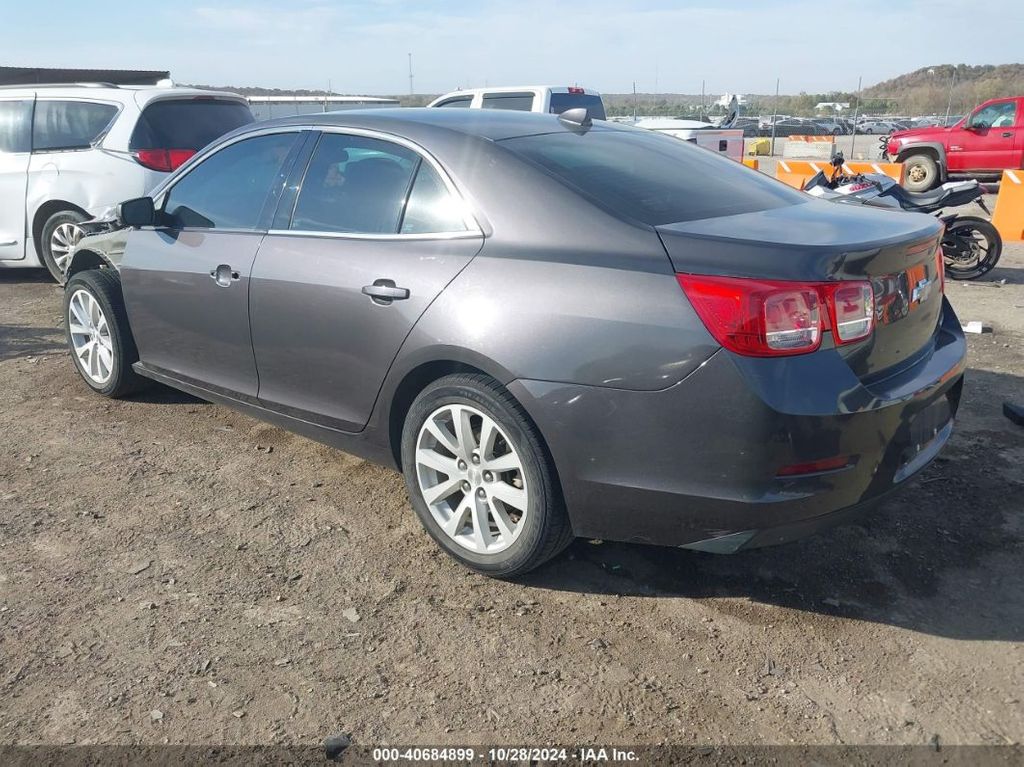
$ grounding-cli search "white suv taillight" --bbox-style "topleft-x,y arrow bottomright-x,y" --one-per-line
677,274 -> 875,357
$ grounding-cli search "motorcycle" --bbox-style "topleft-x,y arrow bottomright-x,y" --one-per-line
803,153 -> 1002,280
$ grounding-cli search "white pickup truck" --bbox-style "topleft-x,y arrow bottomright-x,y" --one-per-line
427,86 -> 606,120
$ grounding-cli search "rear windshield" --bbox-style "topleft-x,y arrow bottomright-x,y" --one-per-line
129,99 -> 254,151
548,93 -> 607,121
500,128 -> 804,225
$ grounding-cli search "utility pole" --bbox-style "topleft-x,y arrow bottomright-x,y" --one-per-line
408,53 -> 414,97
632,81 -> 637,121
850,75 -> 862,158
944,66 -> 957,126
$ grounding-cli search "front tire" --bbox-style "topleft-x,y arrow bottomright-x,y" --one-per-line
902,153 -> 940,193
942,216 -> 1002,280
400,374 -> 572,578
42,210 -> 88,283
64,269 -> 150,398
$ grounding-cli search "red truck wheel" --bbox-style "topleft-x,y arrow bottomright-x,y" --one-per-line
902,154 -> 940,192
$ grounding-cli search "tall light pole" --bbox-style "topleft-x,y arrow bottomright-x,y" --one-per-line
850,75 -> 862,157
944,66 -> 957,126
408,53 -> 414,97
770,77 -> 780,156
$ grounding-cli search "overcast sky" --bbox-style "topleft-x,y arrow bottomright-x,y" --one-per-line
8,0 -> 1023,94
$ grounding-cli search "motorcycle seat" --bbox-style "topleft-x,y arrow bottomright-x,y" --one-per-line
890,179 -> 980,212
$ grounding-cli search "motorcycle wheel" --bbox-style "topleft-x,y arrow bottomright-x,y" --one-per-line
942,216 -> 1002,280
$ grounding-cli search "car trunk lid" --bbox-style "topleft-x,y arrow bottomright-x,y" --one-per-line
657,200 -> 945,380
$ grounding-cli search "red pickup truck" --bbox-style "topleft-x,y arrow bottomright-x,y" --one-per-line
886,96 -> 1023,191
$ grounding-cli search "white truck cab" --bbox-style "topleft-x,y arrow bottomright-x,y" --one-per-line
427,86 -> 606,120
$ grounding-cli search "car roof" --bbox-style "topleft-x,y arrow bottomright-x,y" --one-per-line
0,84 -> 246,107
247,107 -> 621,142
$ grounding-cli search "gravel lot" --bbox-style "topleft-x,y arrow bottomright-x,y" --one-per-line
1,231 -> 1022,748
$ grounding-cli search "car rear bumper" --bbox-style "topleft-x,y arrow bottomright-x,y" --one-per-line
509,298 -> 966,551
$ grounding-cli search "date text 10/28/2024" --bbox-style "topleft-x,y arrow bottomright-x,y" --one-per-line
370,747 -> 640,762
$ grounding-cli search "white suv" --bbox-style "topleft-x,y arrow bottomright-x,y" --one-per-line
427,86 -> 606,119
0,83 -> 252,281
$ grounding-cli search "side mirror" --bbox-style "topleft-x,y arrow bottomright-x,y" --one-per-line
118,196 -> 155,228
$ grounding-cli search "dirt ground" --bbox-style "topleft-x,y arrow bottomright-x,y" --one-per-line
1,237 -> 1022,750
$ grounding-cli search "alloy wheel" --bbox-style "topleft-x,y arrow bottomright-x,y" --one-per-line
415,403 -> 529,554
50,223 -> 84,274
68,289 -> 114,385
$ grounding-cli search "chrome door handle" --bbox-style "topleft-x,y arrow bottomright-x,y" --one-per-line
209,264 -> 240,287
1001,131 -> 1014,138
362,279 -> 409,305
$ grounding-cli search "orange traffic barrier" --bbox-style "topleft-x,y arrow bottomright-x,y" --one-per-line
741,158 -> 759,170
992,169 -> 1024,242
775,160 -> 904,189
775,160 -> 824,189
843,161 -> 905,184
788,135 -> 835,143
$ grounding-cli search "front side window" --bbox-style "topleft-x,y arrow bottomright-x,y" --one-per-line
436,97 -> 473,109
163,132 -> 297,230
970,101 -> 1017,129
0,100 -> 32,153
32,100 -> 118,151
548,93 -> 607,120
481,93 -> 535,111
400,163 -> 468,234
291,133 -> 418,234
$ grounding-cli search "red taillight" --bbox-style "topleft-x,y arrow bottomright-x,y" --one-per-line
935,246 -> 945,294
567,86 -> 585,94
776,455 -> 852,477
677,274 -> 874,357
133,148 -> 197,172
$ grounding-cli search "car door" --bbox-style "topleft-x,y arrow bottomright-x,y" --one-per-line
0,97 -> 33,262
249,129 -> 484,431
950,99 -> 1019,172
120,129 -> 303,396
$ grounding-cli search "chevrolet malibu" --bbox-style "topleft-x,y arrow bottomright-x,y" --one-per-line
62,109 -> 966,577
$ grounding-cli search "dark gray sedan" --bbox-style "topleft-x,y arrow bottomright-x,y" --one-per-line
63,109 -> 965,577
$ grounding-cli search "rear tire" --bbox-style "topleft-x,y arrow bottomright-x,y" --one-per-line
942,216 -> 1002,280
400,374 -> 573,578
902,153 -> 939,193
41,209 -> 88,284
64,269 -> 150,398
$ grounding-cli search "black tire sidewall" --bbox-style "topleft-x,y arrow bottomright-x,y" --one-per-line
943,217 -> 1002,280
64,271 -> 134,397
42,210 -> 88,283
400,376 -> 559,576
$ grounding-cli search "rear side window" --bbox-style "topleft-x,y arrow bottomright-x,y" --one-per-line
0,100 -> 32,153
500,128 -> 806,225
400,163 -> 467,234
163,132 -> 297,229
548,93 -> 607,121
130,99 -> 254,151
291,133 -> 418,234
435,97 -> 473,108
481,93 -> 534,111
32,100 -> 118,151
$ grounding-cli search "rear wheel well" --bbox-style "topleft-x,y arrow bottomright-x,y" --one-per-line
32,200 -> 89,257
388,361 -> 487,467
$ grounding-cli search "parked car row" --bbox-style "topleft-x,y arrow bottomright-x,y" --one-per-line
0,83 -> 254,281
